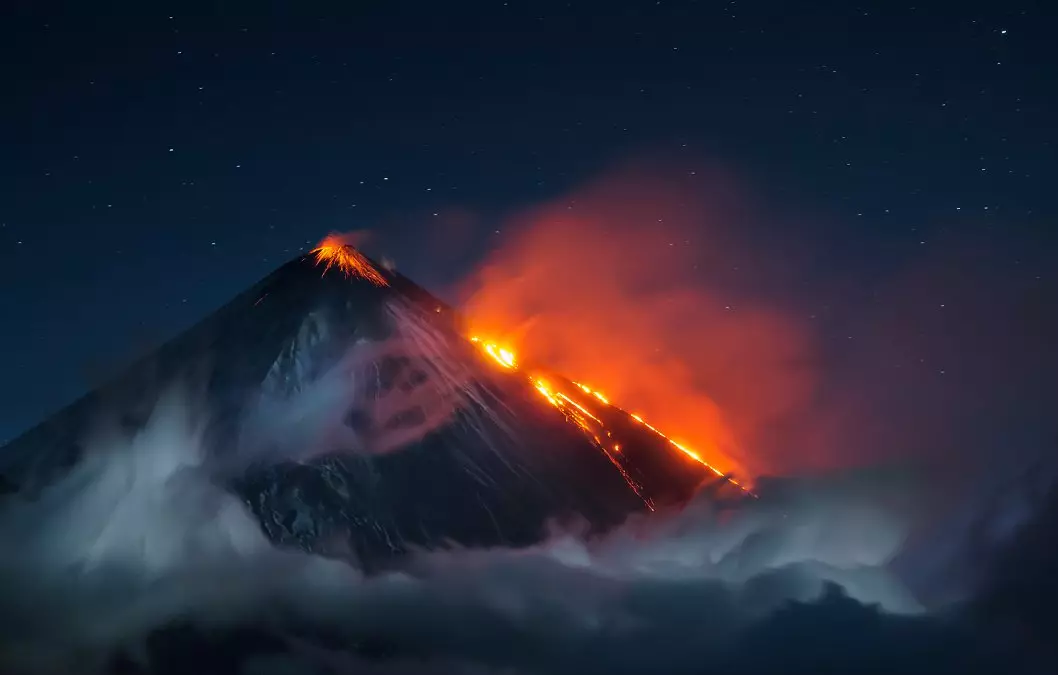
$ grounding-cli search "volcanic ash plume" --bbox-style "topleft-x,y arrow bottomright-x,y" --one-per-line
458,166 -> 818,481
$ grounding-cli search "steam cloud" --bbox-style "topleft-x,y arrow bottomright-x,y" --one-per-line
0,379 -> 1045,674
235,299 -> 498,468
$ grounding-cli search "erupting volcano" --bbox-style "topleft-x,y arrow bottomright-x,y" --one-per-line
0,239 -> 1045,675
0,241 -> 748,570
311,234 -> 390,287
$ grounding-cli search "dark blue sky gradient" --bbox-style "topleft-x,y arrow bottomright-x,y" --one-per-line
0,0 -> 1055,452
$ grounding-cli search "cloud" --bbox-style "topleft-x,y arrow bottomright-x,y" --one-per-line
0,381 -> 1044,675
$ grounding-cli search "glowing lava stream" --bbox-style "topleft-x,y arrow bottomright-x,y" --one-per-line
311,237 -> 390,287
468,336 -> 749,496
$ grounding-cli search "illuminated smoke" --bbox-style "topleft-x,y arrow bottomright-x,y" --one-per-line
458,164 -> 819,479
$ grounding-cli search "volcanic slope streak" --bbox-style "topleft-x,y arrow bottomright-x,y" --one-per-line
0,244 -> 744,569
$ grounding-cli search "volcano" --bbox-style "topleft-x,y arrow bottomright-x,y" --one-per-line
0,244 -> 744,570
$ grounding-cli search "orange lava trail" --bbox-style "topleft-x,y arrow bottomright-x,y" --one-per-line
468,336 -> 751,498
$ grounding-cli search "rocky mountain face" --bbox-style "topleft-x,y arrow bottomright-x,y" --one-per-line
0,251 -> 721,570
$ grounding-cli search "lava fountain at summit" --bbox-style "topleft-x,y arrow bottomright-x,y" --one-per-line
311,235 -> 389,286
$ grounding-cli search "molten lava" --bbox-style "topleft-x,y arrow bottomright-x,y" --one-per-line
472,337 -> 516,369
311,236 -> 389,287
468,337 -> 749,496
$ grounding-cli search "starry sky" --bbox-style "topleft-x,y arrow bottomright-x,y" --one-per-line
0,0 -> 1055,464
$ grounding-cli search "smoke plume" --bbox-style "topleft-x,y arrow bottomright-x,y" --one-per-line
455,157 -> 1058,485
458,163 -> 818,480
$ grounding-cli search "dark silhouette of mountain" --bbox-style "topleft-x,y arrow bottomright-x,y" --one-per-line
0,247 -> 737,569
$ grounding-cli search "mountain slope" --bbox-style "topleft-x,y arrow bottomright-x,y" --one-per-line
0,247 -> 736,569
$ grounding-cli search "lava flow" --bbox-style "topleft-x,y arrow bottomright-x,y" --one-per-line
311,236 -> 389,287
468,336 -> 749,496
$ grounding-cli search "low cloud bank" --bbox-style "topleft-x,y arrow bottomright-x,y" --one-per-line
0,380 -> 1049,675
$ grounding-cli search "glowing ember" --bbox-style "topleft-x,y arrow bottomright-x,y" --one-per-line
468,336 -> 748,496
532,378 -> 560,406
311,235 -> 389,286
574,382 -> 609,404
471,336 -> 517,369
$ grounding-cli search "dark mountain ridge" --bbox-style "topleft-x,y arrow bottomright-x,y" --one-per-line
0,248 -> 734,569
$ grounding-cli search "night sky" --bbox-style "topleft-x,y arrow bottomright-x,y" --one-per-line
1,0 -> 1055,466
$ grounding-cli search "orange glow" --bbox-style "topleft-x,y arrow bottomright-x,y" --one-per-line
311,234 -> 389,287
472,336 -> 517,369
458,165 -> 823,479
555,392 -> 603,425
468,336 -> 747,495
574,382 -> 610,405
